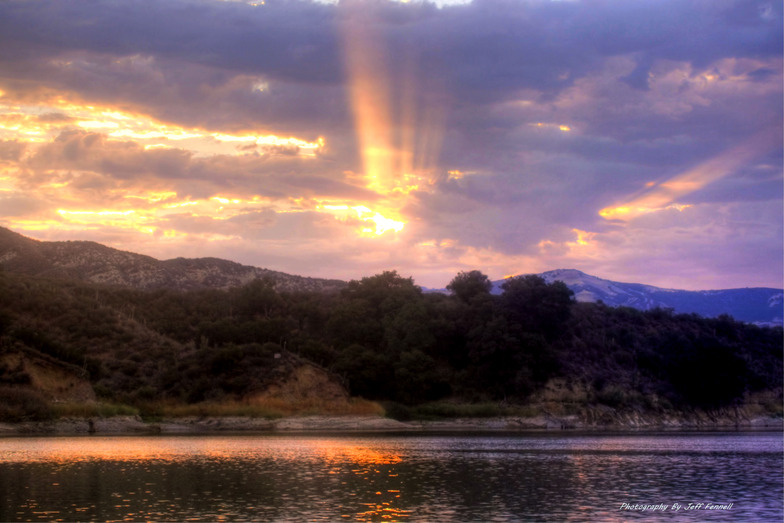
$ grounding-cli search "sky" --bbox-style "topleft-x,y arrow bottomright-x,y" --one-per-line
0,0 -> 781,290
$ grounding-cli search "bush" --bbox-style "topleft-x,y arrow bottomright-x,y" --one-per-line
382,401 -> 412,421
0,362 -> 32,386
595,386 -> 627,408
0,387 -> 52,421
413,402 -> 505,419
51,402 -> 139,418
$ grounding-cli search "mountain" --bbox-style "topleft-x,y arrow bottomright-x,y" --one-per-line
0,227 -> 345,293
2,227 -> 781,325
0,230 -> 781,422
495,269 -> 782,326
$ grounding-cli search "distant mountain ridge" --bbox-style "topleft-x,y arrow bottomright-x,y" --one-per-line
1,227 -> 781,325
499,269 -> 782,326
0,227 -> 345,293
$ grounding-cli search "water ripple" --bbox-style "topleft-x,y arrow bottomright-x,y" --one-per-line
0,432 -> 780,522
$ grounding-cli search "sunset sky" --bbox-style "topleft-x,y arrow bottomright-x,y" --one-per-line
0,0 -> 781,290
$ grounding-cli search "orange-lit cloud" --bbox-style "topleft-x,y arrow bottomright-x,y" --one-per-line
600,127 -> 783,221
0,0 -> 780,291
532,122 -> 572,133
0,94 -> 324,159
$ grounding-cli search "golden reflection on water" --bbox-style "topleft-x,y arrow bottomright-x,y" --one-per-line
310,439 -> 402,465
1,437 -> 415,521
309,439 -> 412,521
0,437 -> 187,463
2,434 -> 780,522
0,436 -> 406,464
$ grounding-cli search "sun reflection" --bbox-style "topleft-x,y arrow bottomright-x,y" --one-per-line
308,440 -> 411,522
311,441 -> 402,466
0,438 -> 188,464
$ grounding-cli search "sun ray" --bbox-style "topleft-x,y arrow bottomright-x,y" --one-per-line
599,127 -> 782,221
338,1 -> 448,236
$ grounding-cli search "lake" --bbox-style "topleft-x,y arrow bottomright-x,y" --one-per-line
0,431 -> 781,522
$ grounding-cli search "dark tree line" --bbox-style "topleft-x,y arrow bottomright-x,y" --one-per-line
0,267 -> 781,412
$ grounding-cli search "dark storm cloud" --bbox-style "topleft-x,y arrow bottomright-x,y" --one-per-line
0,0 -> 347,136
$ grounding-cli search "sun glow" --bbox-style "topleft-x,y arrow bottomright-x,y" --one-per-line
1,4 -> 469,244
0,90 -> 331,242
320,204 -> 405,236
339,0 -> 445,223
57,209 -> 136,217
55,208 -> 152,229
532,122 -> 572,132
48,192 -> 275,236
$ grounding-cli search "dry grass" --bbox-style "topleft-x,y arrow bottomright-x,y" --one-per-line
385,401 -> 549,421
51,401 -> 139,418
138,397 -> 384,420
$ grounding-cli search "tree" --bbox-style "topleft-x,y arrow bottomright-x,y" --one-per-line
326,299 -> 382,347
394,349 -> 449,404
465,315 -> 520,399
343,271 -> 421,315
333,344 -> 394,399
447,270 -> 493,303
236,278 -> 281,319
500,275 -> 573,340
384,302 -> 435,354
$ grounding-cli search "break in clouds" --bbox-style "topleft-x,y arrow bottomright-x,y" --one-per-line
0,0 -> 781,289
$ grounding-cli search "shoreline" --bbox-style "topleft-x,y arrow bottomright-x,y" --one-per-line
1,413 -> 781,436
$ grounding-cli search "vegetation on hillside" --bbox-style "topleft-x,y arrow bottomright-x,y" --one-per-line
0,267 -> 781,421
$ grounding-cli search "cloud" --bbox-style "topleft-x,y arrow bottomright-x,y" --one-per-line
539,199 -> 784,290
0,0 -> 780,289
20,128 -> 366,198
0,140 -> 26,163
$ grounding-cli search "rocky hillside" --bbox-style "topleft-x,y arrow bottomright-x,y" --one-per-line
0,227 -> 345,293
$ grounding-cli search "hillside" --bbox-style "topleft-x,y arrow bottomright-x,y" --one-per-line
0,267 -> 781,424
0,269 -> 358,421
3,227 -> 780,325
0,227 -> 345,293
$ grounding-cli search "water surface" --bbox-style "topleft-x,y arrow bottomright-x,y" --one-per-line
0,432 -> 781,521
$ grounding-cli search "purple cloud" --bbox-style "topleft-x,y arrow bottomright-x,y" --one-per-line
0,0 -> 780,289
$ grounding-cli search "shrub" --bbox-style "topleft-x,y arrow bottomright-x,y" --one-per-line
50,402 -> 139,418
382,401 -> 412,421
0,387 -> 52,421
413,402 -> 505,419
